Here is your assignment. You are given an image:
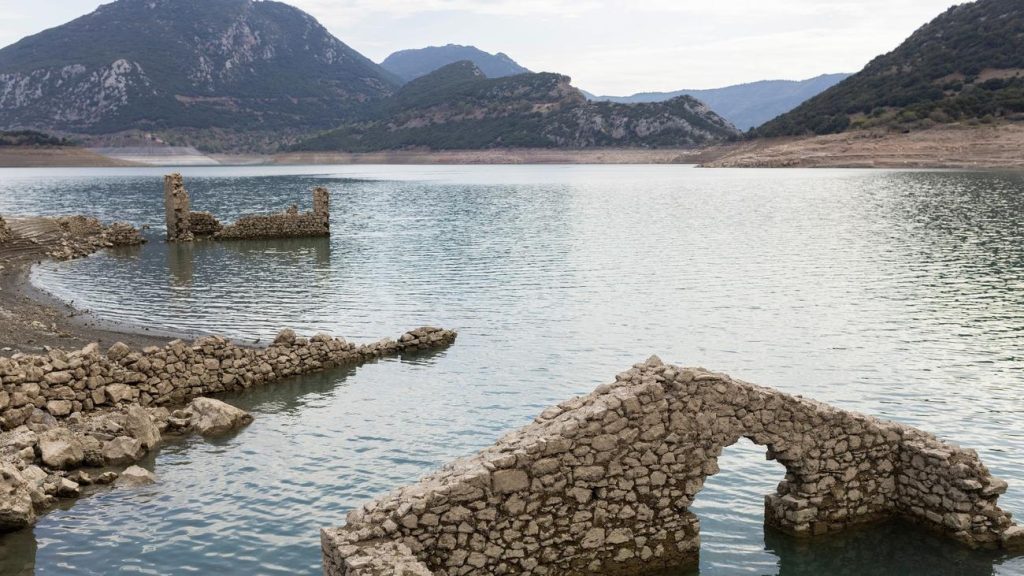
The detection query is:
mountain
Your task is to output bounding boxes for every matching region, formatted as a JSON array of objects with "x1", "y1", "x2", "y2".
[
  {"x1": 294, "y1": 61, "x2": 739, "y2": 152},
  {"x1": 0, "y1": 0, "x2": 399, "y2": 150},
  {"x1": 756, "y1": 0, "x2": 1024, "y2": 137},
  {"x1": 589, "y1": 74, "x2": 851, "y2": 131},
  {"x1": 380, "y1": 44, "x2": 530, "y2": 83}
]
